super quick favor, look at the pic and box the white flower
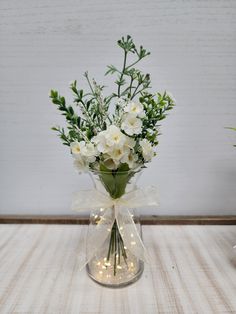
[70,141,98,172]
[124,101,145,118]
[105,125,126,147]
[124,136,136,149]
[140,139,154,161]
[92,131,110,153]
[109,146,129,162]
[70,141,86,158]
[121,113,142,136]
[121,151,138,169]
[73,157,89,172]
[92,125,126,153]
[82,142,97,163]
[71,141,97,162]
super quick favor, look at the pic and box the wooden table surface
[0,225,235,314]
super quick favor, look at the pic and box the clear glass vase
[86,168,144,288]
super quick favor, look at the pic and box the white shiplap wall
[0,0,236,215]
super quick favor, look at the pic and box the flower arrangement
[50,35,175,283]
[50,35,175,194]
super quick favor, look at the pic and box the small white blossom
[121,113,142,136]
[73,157,89,172]
[104,125,126,147]
[140,139,154,161]
[71,141,97,171]
[109,146,130,163]
[92,125,126,153]
[92,131,110,153]
[124,136,136,149]
[124,101,145,118]
[70,141,86,158]
[121,151,138,169]
[81,142,98,163]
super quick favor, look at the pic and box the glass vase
[86,168,144,288]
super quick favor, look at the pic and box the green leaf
[51,127,58,131]
[99,164,116,197]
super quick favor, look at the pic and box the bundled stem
[106,220,128,276]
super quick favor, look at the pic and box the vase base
[86,261,144,288]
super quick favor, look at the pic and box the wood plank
[0,215,236,225]
[0,225,235,313]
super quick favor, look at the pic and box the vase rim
[88,164,144,175]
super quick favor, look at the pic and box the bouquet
[50,35,175,284]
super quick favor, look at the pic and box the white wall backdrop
[0,0,236,216]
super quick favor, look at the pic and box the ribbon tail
[77,207,115,270]
[117,207,150,264]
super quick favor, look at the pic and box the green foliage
[99,163,133,199]
[105,35,151,99]
[139,92,175,145]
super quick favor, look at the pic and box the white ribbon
[72,186,159,269]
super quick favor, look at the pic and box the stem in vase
[106,219,128,276]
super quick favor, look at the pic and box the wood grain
[0,225,235,313]
[0,215,236,225]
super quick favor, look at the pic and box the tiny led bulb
[99,271,103,275]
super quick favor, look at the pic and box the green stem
[118,50,127,98]
[126,57,141,70]
[84,72,95,95]
[106,220,128,276]
[131,85,147,100]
